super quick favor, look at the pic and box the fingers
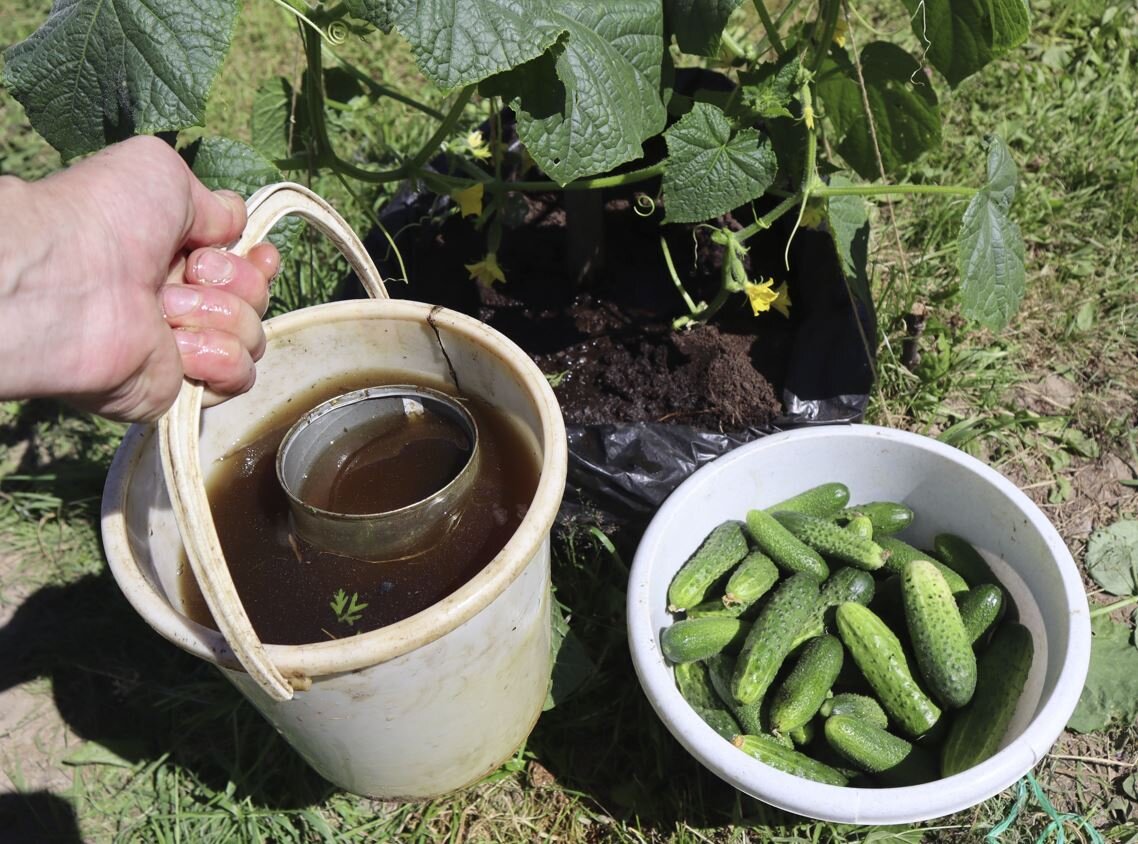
[161,285,266,360]
[185,242,279,316]
[172,328,257,397]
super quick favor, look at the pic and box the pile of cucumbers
[661,482,1034,787]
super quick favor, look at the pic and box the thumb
[184,185,247,250]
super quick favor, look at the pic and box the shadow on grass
[0,791,82,844]
[524,523,824,837]
[0,569,336,813]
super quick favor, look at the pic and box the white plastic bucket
[100,185,568,798]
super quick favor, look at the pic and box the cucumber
[901,560,977,709]
[844,515,875,541]
[791,567,877,650]
[732,734,849,786]
[835,602,942,738]
[745,509,830,580]
[706,653,765,735]
[932,533,996,587]
[695,706,744,741]
[877,537,969,592]
[941,622,1034,777]
[765,482,850,517]
[824,715,913,774]
[731,572,822,706]
[818,692,889,730]
[723,549,779,608]
[956,583,1005,645]
[684,599,750,619]
[673,660,725,712]
[768,634,845,734]
[789,720,815,746]
[835,502,915,536]
[660,617,749,664]
[771,511,886,571]
[673,661,742,740]
[667,521,750,612]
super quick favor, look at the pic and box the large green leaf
[184,136,299,254]
[661,102,777,224]
[815,42,941,180]
[1067,614,1138,733]
[250,77,296,162]
[1085,520,1138,597]
[386,0,562,92]
[663,0,742,57]
[958,136,1025,329]
[487,0,666,185]
[825,173,872,310]
[2,0,239,161]
[901,0,1031,87]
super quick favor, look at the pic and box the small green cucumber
[674,660,742,740]
[667,521,750,612]
[768,634,845,734]
[941,622,1034,777]
[745,509,830,579]
[684,599,750,619]
[673,660,725,712]
[764,482,850,517]
[694,706,743,741]
[844,515,875,541]
[791,567,877,650]
[877,537,969,592]
[660,617,749,664]
[706,653,764,735]
[835,602,942,738]
[932,533,996,587]
[956,583,1005,645]
[823,715,913,774]
[835,502,915,536]
[901,560,977,709]
[818,692,889,730]
[723,549,779,608]
[732,734,849,785]
[789,720,815,746]
[772,511,886,571]
[731,572,822,706]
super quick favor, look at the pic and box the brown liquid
[180,371,540,645]
[299,409,473,514]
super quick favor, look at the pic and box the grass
[2,0,1137,841]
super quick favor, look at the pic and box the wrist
[0,175,87,401]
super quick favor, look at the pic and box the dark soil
[363,187,820,432]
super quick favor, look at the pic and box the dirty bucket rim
[101,299,567,678]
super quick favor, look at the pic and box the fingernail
[192,249,234,284]
[174,329,205,354]
[162,285,202,317]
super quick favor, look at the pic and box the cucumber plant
[3,0,1030,331]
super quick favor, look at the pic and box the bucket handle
[158,182,389,701]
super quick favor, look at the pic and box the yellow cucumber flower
[452,183,484,218]
[466,129,492,161]
[465,252,506,287]
[833,18,849,48]
[744,278,792,317]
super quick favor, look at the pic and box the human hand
[0,135,280,422]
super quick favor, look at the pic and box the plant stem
[323,44,447,120]
[1089,596,1138,618]
[810,0,843,74]
[406,85,476,175]
[660,236,700,315]
[503,161,665,193]
[813,183,977,198]
[752,0,787,56]
[736,193,802,241]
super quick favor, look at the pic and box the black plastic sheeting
[354,131,875,539]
